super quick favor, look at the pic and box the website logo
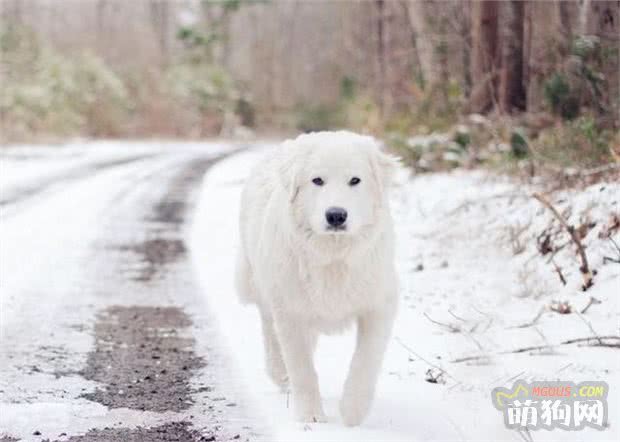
[491,380,608,431]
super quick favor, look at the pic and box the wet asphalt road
[0,146,260,441]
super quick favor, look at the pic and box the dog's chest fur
[293,254,383,331]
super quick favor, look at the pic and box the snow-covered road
[1,142,619,442]
[1,142,262,441]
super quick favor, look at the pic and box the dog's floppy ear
[278,139,304,203]
[369,147,401,196]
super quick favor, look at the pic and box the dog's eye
[349,177,361,186]
[312,177,324,186]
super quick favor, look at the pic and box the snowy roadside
[190,148,620,441]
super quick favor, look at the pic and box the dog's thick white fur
[235,131,398,426]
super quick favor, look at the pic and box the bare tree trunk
[437,36,450,114]
[404,0,435,90]
[579,0,592,35]
[375,0,387,119]
[559,0,574,38]
[460,5,473,98]
[578,0,620,127]
[468,0,500,113]
[499,0,526,113]
[524,1,567,113]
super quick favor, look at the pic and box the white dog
[235,131,398,426]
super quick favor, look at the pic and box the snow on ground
[190,148,620,441]
[0,142,259,441]
[0,140,237,208]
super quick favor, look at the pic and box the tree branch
[533,192,593,290]
[451,336,620,363]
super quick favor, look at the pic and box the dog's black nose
[325,207,347,227]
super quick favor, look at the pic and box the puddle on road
[80,306,204,412]
[118,239,186,282]
[149,158,215,226]
[64,421,221,442]
[115,157,214,283]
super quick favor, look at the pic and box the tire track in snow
[1,150,260,441]
[64,421,210,442]
[0,153,156,211]
[79,306,203,412]
[77,158,214,414]
[66,155,257,441]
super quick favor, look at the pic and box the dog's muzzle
[325,207,347,231]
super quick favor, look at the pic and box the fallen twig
[481,317,493,333]
[603,237,620,264]
[550,257,567,286]
[561,335,620,345]
[464,330,484,351]
[423,312,461,333]
[556,363,573,373]
[470,305,493,332]
[501,344,554,355]
[585,342,620,349]
[575,311,602,345]
[580,296,602,314]
[471,305,491,318]
[452,313,482,334]
[451,354,491,364]
[447,309,467,322]
[451,336,620,362]
[394,337,458,382]
[511,307,545,329]
[533,192,593,290]
[545,241,568,263]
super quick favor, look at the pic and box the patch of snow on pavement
[0,141,234,210]
[0,142,254,441]
[190,148,620,441]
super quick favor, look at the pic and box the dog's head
[279,131,399,239]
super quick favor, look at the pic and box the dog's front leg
[273,313,326,423]
[260,311,288,390]
[340,306,395,426]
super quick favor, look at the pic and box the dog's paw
[296,408,328,423]
[294,396,327,423]
[271,373,289,392]
[339,388,373,427]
